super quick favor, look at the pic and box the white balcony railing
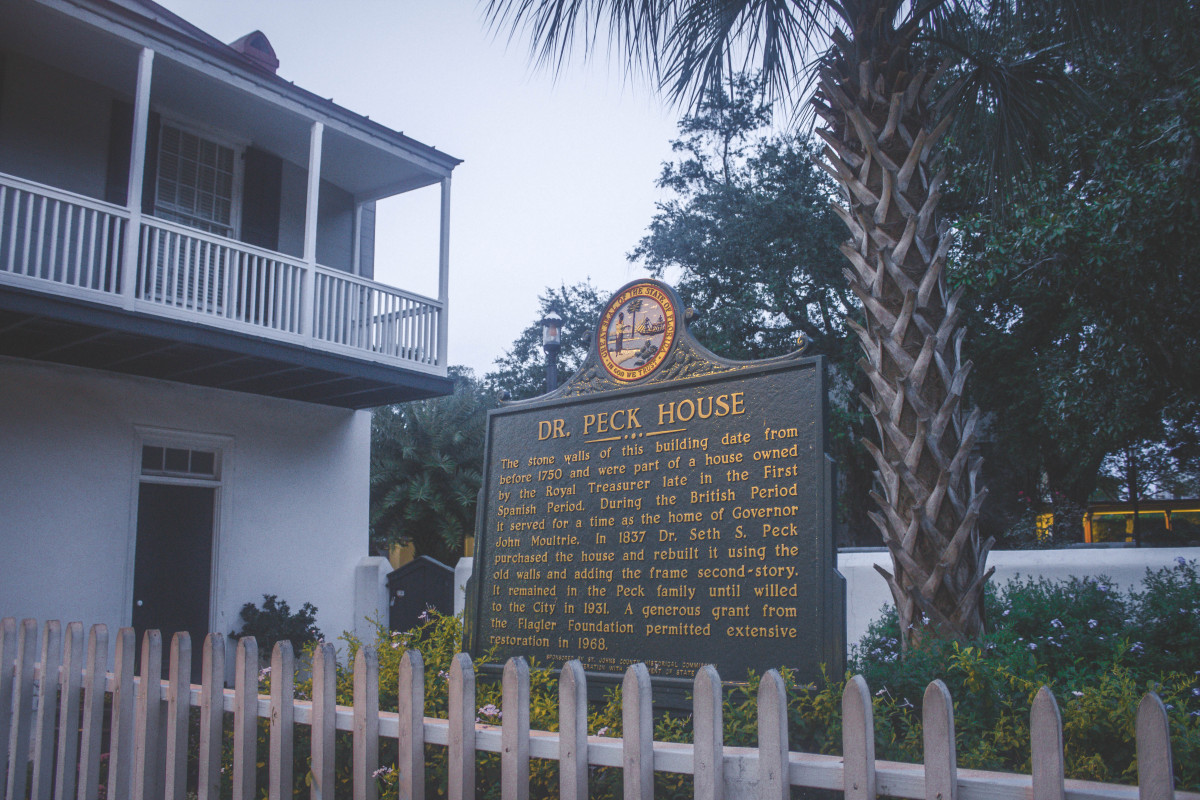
[0,173,445,374]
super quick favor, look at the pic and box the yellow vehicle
[1082,500,1200,545]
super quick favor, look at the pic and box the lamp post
[542,311,563,392]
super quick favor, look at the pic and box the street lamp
[542,311,563,392]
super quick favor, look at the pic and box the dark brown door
[132,482,214,673]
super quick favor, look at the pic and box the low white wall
[453,546,1199,655]
[0,357,371,650]
[839,547,1200,649]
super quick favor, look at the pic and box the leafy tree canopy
[486,281,608,400]
[953,0,1200,511]
[370,368,494,563]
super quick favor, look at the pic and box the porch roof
[1,0,462,202]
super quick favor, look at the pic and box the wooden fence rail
[1,617,1193,800]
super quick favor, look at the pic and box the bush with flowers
[255,559,1198,798]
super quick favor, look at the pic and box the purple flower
[1177,556,1188,567]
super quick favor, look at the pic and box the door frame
[125,426,234,632]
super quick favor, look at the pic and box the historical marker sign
[467,280,844,689]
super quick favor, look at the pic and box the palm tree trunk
[814,27,994,648]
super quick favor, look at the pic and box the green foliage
[629,73,877,546]
[243,563,1198,797]
[229,594,321,655]
[850,561,1200,786]
[951,0,1200,517]
[370,368,494,562]
[485,281,607,401]
[631,73,849,363]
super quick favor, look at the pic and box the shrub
[268,560,1199,797]
[230,594,321,657]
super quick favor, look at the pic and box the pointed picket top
[233,636,258,800]
[694,665,724,800]
[558,660,588,800]
[132,629,162,800]
[1030,687,1064,800]
[501,657,531,800]
[758,669,790,800]
[198,633,225,800]
[353,646,380,800]
[923,679,956,800]
[311,642,337,800]
[843,675,876,800]
[269,641,295,800]
[1136,693,1174,800]
[398,649,426,800]
[165,633,192,800]
[107,627,136,800]
[31,619,62,800]
[77,624,109,800]
[448,653,476,800]
[54,622,85,800]
[622,663,654,800]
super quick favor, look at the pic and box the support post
[300,121,324,337]
[437,176,451,366]
[120,47,154,308]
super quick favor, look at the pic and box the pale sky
[155,0,683,377]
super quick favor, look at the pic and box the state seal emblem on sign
[597,281,677,381]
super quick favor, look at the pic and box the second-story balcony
[0,0,461,407]
[0,170,451,407]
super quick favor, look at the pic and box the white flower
[1050,618,1063,629]
[1087,619,1098,629]
[597,727,609,736]
[1072,691,1083,697]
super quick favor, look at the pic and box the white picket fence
[1,617,1194,800]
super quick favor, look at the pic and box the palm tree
[483,0,1122,647]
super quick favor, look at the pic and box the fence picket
[558,660,588,800]
[269,642,295,800]
[198,633,225,800]
[353,646,380,800]
[0,619,14,795]
[923,680,957,800]
[76,625,108,800]
[311,642,337,800]
[501,657,530,800]
[449,653,476,800]
[234,637,258,800]
[694,665,724,800]
[31,620,63,800]
[1031,687,1064,800]
[6,619,36,800]
[132,630,162,800]
[758,669,789,800]
[53,623,83,800]
[164,633,191,800]
[1136,693,1174,800]
[0,616,1187,800]
[622,663,653,800]
[398,650,425,800]
[106,628,136,800]
[843,674,876,800]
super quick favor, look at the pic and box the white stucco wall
[839,546,1200,649]
[0,356,371,649]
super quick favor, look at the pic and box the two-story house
[0,0,461,652]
